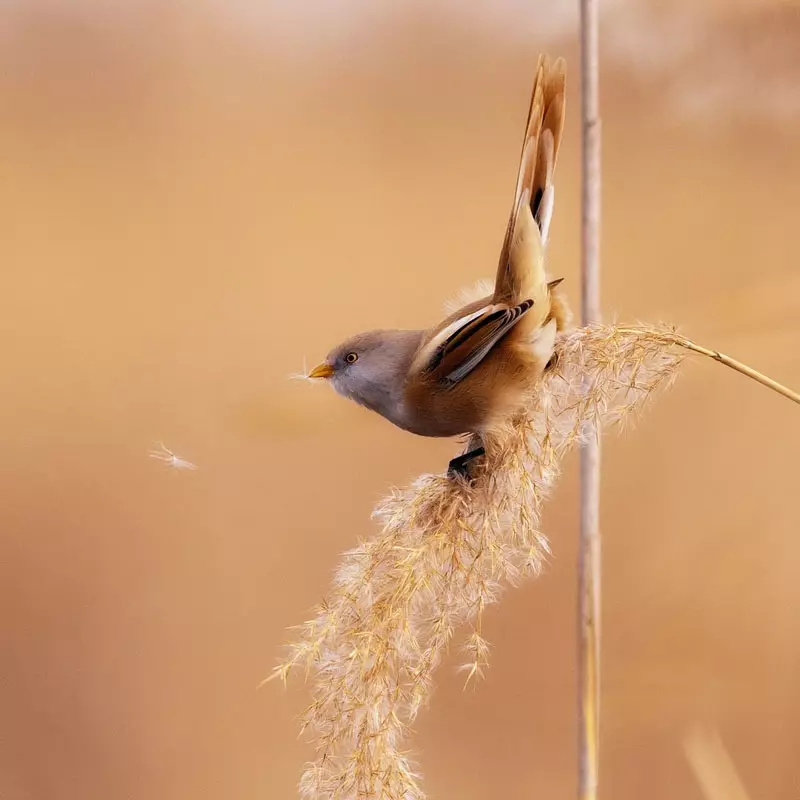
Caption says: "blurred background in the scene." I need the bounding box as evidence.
[1,0,799,797]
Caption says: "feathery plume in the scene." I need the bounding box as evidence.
[272,322,687,800]
[148,441,198,471]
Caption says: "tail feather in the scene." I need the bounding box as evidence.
[493,55,567,330]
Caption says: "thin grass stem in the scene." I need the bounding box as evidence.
[617,327,800,406]
[579,0,602,797]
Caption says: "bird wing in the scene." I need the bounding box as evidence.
[493,55,566,325]
[414,300,534,386]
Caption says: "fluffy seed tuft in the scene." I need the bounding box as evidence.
[273,322,686,799]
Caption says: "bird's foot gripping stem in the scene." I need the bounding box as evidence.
[447,446,486,479]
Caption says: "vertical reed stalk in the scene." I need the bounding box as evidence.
[579,0,602,797]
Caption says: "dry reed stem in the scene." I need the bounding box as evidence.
[272,323,690,800]
[579,0,602,794]
[618,328,800,406]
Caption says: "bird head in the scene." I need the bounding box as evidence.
[307,330,422,424]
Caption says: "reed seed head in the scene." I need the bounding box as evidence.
[272,323,685,800]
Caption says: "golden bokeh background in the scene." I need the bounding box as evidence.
[1,1,799,797]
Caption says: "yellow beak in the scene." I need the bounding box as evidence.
[308,363,335,379]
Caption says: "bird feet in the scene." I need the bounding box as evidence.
[447,446,486,479]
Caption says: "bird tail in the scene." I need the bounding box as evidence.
[493,55,567,330]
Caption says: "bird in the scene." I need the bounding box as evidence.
[307,54,570,477]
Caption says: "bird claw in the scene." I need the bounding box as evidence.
[447,446,486,479]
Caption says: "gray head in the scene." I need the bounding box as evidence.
[307,329,423,428]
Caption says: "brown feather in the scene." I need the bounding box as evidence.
[493,56,567,320]
[422,300,534,385]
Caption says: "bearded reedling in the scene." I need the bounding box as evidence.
[307,55,570,476]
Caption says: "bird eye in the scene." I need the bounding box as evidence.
[345,352,358,364]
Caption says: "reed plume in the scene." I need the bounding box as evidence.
[271,322,691,800]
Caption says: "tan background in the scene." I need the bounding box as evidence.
[1,1,799,798]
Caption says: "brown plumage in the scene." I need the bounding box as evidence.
[308,54,570,469]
